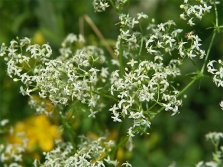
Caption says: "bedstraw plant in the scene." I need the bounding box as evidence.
[0,0,222,166]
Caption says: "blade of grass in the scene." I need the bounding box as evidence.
[83,14,116,59]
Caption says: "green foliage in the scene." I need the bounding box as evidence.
[0,0,222,166]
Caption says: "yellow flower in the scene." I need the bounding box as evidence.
[7,114,61,152]
[32,31,45,45]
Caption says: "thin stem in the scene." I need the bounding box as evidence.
[66,123,76,152]
[59,112,76,152]
[126,0,130,13]
[92,90,118,102]
[201,32,216,74]
[139,37,144,56]
[148,102,157,111]
[212,138,219,153]
[177,75,201,97]
[157,106,165,114]
[119,38,124,78]
[79,16,84,37]
[113,121,125,159]
[201,3,219,74]
[109,0,119,13]
[83,14,116,59]
[111,135,129,158]
[214,1,219,27]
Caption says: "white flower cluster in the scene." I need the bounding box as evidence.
[0,120,27,167]
[35,136,118,167]
[220,101,223,110]
[180,0,214,26]
[207,59,223,87]
[0,34,108,116]
[93,0,129,13]
[110,59,182,135]
[92,0,109,12]
[207,59,223,109]
[196,132,223,167]
[109,13,189,137]
[115,13,148,57]
[146,19,205,59]
[109,9,208,137]
[205,132,223,141]
[196,161,220,167]
[179,34,206,59]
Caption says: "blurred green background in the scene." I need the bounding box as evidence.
[0,0,222,166]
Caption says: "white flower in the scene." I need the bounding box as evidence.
[207,60,217,74]
[178,41,187,49]
[157,23,165,31]
[213,75,223,87]
[118,99,127,109]
[20,37,31,47]
[195,161,204,167]
[157,41,164,48]
[147,45,157,54]
[163,103,173,111]
[120,29,130,39]
[131,18,139,28]
[127,127,135,137]
[165,36,176,48]
[180,13,187,20]
[137,12,148,20]
[180,4,185,9]
[93,0,109,12]
[195,13,202,19]
[219,66,223,79]
[0,119,9,126]
[188,17,195,26]
[199,50,206,59]
[112,113,122,122]
[205,161,219,167]
[127,59,138,67]
[206,132,223,141]
[111,59,120,66]
[100,67,109,78]
[171,29,183,37]
[192,40,202,50]
[13,154,23,162]
[220,100,223,110]
[109,104,119,113]
[122,161,132,167]
[203,3,212,13]
[99,1,109,11]
[187,50,197,59]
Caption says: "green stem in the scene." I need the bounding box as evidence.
[139,37,144,56]
[157,106,165,114]
[119,38,124,78]
[177,75,201,97]
[59,112,76,152]
[113,121,124,159]
[66,123,76,152]
[109,0,119,13]
[92,90,118,102]
[111,135,129,158]
[201,31,216,74]
[214,1,219,27]
[201,2,219,74]
[109,0,115,9]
